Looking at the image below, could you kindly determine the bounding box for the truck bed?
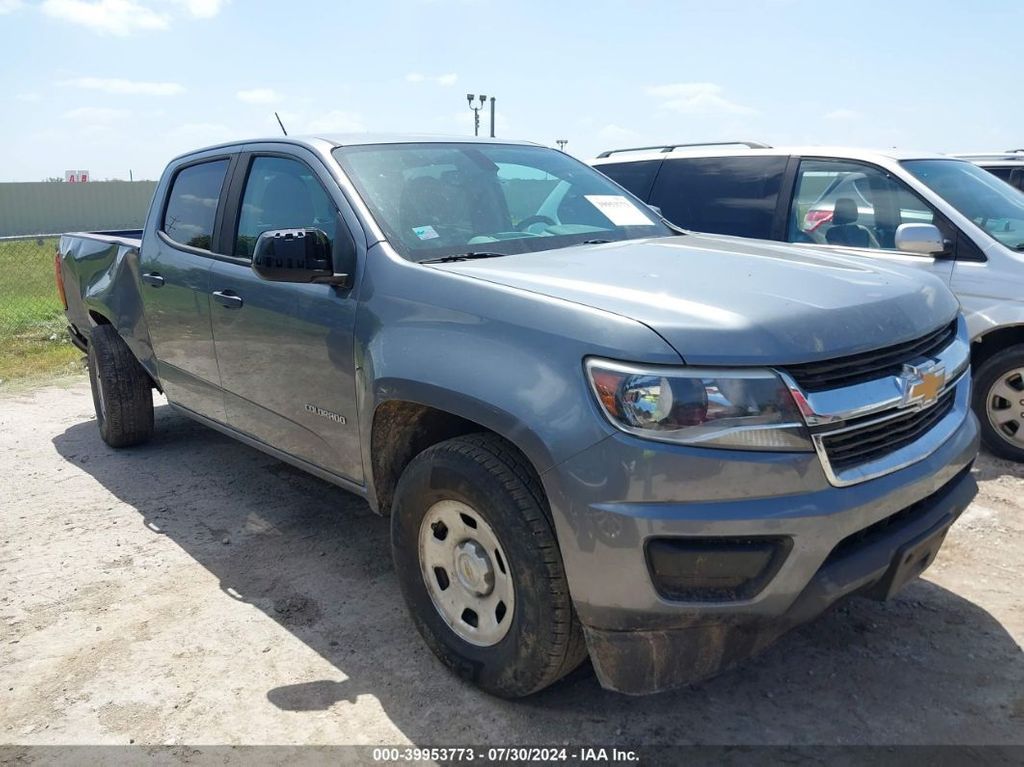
[57,229,149,361]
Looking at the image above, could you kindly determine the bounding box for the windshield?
[902,159,1024,250]
[332,142,672,261]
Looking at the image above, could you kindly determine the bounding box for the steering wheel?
[515,215,556,231]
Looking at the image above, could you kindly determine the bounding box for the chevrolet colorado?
[57,135,979,696]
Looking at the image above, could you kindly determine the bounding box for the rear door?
[208,147,364,483]
[644,155,790,240]
[139,155,234,421]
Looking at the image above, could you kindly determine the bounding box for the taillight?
[803,209,833,232]
[55,249,68,310]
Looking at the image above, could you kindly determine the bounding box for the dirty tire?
[973,344,1024,462]
[391,433,587,698]
[87,324,154,448]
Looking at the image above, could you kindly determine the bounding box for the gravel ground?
[1,381,1022,747]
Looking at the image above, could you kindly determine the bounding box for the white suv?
[592,142,1024,461]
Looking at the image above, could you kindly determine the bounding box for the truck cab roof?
[170,133,539,164]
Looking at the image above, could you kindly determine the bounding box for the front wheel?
[391,433,587,697]
[973,344,1024,462]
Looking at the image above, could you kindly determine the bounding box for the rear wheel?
[87,324,154,448]
[391,433,587,697]
[973,344,1024,462]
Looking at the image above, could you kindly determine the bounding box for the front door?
[209,153,362,483]
[785,158,956,285]
[138,157,231,422]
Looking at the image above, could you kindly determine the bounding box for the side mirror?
[252,228,350,286]
[894,223,948,256]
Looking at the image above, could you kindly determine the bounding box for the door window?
[985,167,1013,182]
[646,156,787,239]
[788,159,943,251]
[596,159,663,201]
[162,159,229,250]
[236,156,338,258]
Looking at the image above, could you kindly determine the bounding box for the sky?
[0,0,1020,181]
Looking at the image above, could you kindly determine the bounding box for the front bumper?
[541,401,979,694]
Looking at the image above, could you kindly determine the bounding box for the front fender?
[355,245,682,507]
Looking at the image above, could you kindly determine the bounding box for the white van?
[593,143,1024,460]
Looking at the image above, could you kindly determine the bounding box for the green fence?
[0,181,156,237]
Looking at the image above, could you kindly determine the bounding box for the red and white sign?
[64,170,90,183]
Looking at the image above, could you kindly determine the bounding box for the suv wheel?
[390,433,587,697]
[87,324,154,448]
[973,344,1024,461]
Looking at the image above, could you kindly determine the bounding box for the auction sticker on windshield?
[584,195,651,226]
[412,225,440,240]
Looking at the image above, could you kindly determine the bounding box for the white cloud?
[237,88,279,104]
[407,72,458,86]
[16,92,41,102]
[41,0,170,35]
[0,0,24,14]
[824,108,862,120]
[307,110,365,133]
[63,106,130,122]
[173,0,226,18]
[40,0,224,34]
[61,76,184,95]
[645,82,755,116]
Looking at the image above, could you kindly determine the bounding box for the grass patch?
[0,237,61,328]
[0,332,84,387]
[0,236,86,385]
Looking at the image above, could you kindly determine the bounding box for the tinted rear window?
[596,160,663,200]
[648,156,787,239]
[162,159,230,250]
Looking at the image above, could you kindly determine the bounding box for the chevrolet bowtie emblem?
[898,362,946,408]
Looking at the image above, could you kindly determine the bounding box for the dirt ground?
[1,380,1022,747]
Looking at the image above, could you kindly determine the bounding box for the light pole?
[468,95,495,138]
[467,94,487,137]
[556,139,568,152]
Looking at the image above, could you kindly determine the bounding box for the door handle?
[141,272,165,287]
[212,290,244,309]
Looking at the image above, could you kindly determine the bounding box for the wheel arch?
[971,324,1024,370]
[367,384,557,517]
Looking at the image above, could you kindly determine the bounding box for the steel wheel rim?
[986,367,1024,448]
[418,499,515,647]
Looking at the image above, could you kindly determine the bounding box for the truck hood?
[437,234,959,365]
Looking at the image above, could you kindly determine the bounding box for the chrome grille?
[785,320,958,392]
[819,389,957,473]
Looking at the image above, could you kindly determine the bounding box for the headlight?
[585,358,812,451]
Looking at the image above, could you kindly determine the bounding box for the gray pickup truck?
[57,135,979,697]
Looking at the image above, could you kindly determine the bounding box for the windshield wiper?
[420,251,508,264]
